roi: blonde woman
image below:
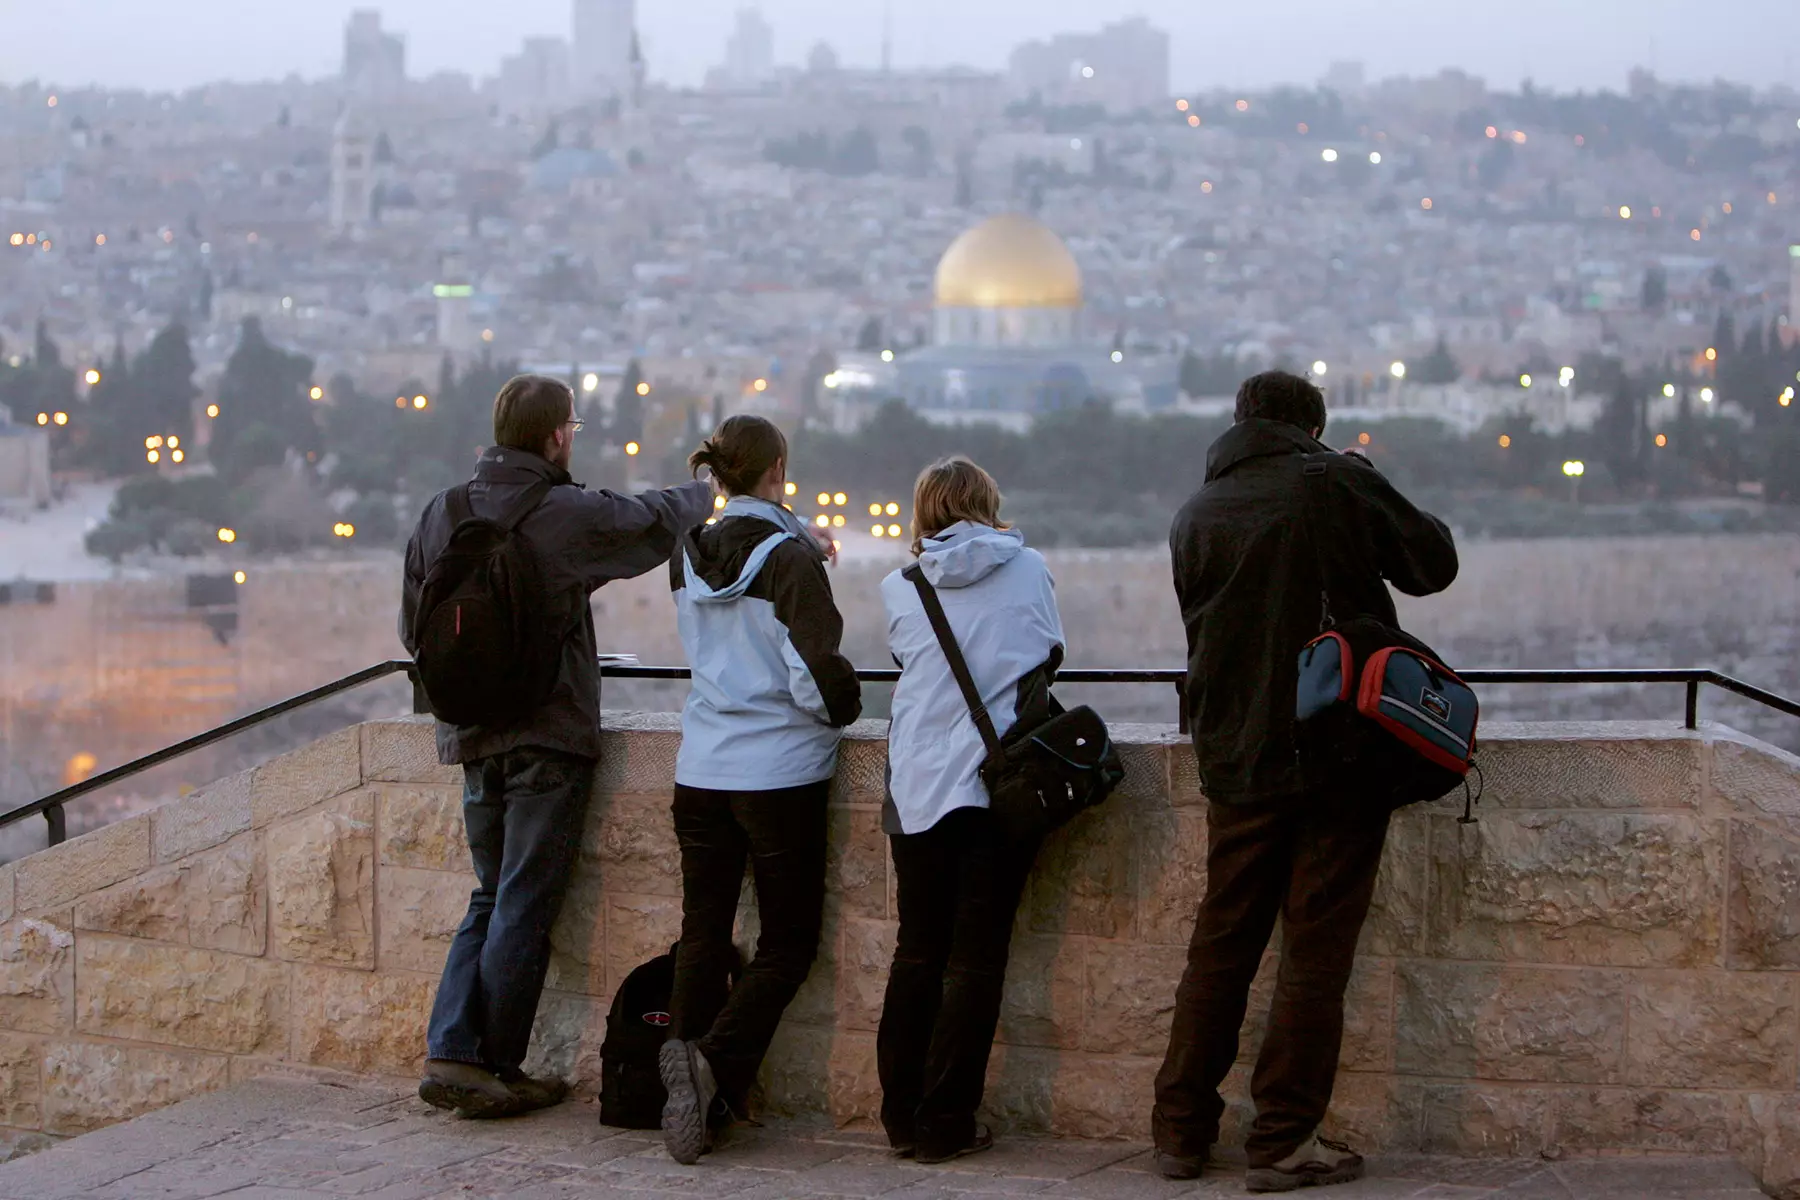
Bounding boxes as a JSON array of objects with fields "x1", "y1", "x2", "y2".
[{"x1": 876, "y1": 457, "x2": 1064, "y2": 1163}]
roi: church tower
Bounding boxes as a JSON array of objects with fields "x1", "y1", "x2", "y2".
[{"x1": 329, "y1": 108, "x2": 377, "y2": 233}]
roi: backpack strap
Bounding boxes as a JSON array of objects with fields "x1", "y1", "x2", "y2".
[
  {"x1": 444, "y1": 483, "x2": 476, "y2": 529},
  {"x1": 903, "y1": 563, "x2": 1005, "y2": 762},
  {"x1": 1297, "y1": 455, "x2": 1337, "y2": 633}
]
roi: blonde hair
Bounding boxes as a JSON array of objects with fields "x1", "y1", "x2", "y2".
[{"x1": 910, "y1": 457, "x2": 1009, "y2": 556}]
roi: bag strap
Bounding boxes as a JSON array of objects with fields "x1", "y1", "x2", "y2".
[
  {"x1": 1297, "y1": 455, "x2": 1337, "y2": 632},
  {"x1": 444, "y1": 483, "x2": 476, "y2": 528},
  {"x1": 903, "y1": 563, "x2": 1005, "y2": 761}
]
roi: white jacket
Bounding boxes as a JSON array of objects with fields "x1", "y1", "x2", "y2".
[{"x1": 881, "y1": 522, "x2": 1065, "y2": 835}]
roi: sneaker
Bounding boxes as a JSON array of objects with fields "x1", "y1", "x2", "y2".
[
  {"x1": 659, "y1": 1040, "x2": 718, "y2": 1165},
  {"x1": 1245, "y1": 1135, "x2": 1364, "y2": 1193},
  {"x1": 418, "y1": 1060, "x2": 524, "y2": 1120},
  {"x1": 916, "y1": 1124, "x2": 995, "y2": 1165},
  {"x1": 1155, "y1": 1150, "x2": 1207, "y2": 1180},
  {"x1": 493, "y1": 1067, "x2": 569, "y2": 1113}
]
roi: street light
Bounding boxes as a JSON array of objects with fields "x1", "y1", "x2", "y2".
[
  {"x1": 52, "y1": 412, "x2": 68, "y2": 426},
  {"x1": 636, "y1": 381, "x2": 651, "y2": 396},
  {"x1": 885, "y1": 502, "x2": 900, "y2": 517},
  {"x1": 1562, "y1": 461, "x2": 1586, "y2": 477},
  {"x1": 206, "y1": 404, "x2": 219, "y2": 419},
  {"x1": 309, "y1": 386, "x2": 324, "y2": 401},
  {"x1": 84, "y1": 369, "x2": 101, "y2": 385},
  {"x1": 1321, "y1": 148, "x2": 1339, "y2": 163},
  {"x1": 624, "y1": 442, "x2": 640, "y2": 456},
  {"x1": 1520, "y1": 374, "x2": 1533, "y2": 388},
  {"x1": 1312, "y1": 361, "x2": 1328, "y2": 376},
  {"x1": 412, "y1": 395, "x2": 428, "y2": 409},
  {"x1": 217, "y1": 528, "x2": 237, "y2": 544},
  {"x1": 582, "y1": 373, "x2": 600, "y2": 392},
  {"x1": 1700, "y1": 388, "x2": 1715, "y2": 403},
  {"x1": 1390, "y1": 362, "x2": 1406, "y2": 379}
]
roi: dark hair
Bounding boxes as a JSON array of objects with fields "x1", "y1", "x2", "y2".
[
  {"x1": 493, "y1": 374, "x2": 574, "y2": 452},
  {"x1": 688, "y1": 414, "x2": 788, "y2": 496},
  {"x1": 1234, "y1": 370, "x2": 1326, "y2": 434}
]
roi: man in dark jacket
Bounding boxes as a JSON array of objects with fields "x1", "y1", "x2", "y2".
[
  {"x1": 400, "y1": 374, "x2": 712, "y2": 1118},
  {"x1": 1155, "y1": 371, "x2": 1457, "y2": 1192}
]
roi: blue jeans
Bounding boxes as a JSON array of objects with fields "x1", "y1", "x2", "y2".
[{"x1": 426, "y1": 747, "x2": 594, "y2": 1072}]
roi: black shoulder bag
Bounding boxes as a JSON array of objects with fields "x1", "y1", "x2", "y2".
[{"x1": 904, "y1": 564, "x2": 1125, "y2": 842}]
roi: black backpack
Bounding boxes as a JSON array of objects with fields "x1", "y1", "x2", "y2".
[
  {"x1": 904, "y1": 564, "x2": 1126, "y2": 843},
  {"x1": 413, "y1": 479, "x2": 563, "y2": 728},
  {"x1": 599, "y1": 942, "x2": 742, "y2": 1129}
]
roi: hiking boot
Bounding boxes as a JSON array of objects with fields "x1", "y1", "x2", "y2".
[
  {"x1": 1245, "y1": 1134, "x2": 1364, "y2": 1193},
  {"x1": 659, "y1": 1040, "x2": 717, "y2": 1165},
  {"x1": 418, "y1": 1060, "x2": 523, "y2": 1120},
  {"x1": 494, "y1": 1067, "x2": 569, "y2": 1113},
  {"x1": 916, "y1": 1123, "x2": 995, "y2": 1165},
  {"x1": 1155, "y1": 1150, "x2": 1207, "y2": 1180}
]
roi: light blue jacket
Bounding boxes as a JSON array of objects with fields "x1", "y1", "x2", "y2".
[
  {"x1": 671, "y1": 496, "x2": 862, "y2": 791},
  {"x1": 882, "y1": 522, "x2": 1065, "y2": 834}
]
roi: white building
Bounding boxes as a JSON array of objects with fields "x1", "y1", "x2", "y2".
[
  {"x1": 343, "y1": 10, "x2": 405, "y2": 99},
  {"x1": 499, "y1": 38, "x2": 572, "y2": 117},
  {"x1": 721, "y1": 9, "x2": 775, "y2": 87},
  {"x1": 435, "y1": 253, "x2": 475, "y2": 354},
  {"x1": 329, "y1": 108, "x2": 378, "y2": 233},
  {"x1": 573, "y1": 0, "x2": 637, "y2": 103},
  {"x1": 1008, "y1": 18, "x2": 1170, "y2": 114}
]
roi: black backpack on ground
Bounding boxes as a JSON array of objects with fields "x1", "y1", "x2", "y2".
[
  {"x1": 413, "y1": 479, "x2": 562, "y2": 728},
  {"x1": 599, "y1": 941, "x2": 743, "y2": 1129},
  {"x1": 905, "y1": 564, "x2": 1126, "y2": 843}
]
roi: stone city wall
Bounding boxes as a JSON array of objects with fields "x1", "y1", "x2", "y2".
[{"x1": 4, "y1": 716, "x2": 1800, "y2": 1189}]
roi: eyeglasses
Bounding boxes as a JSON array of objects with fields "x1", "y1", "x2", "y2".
[{"x1": 564, "y1": 418, "x2": 586, "y2": 432}]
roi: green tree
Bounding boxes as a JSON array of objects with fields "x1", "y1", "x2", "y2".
[
  {"x1": 611, "y1": 360, "x2": 645, "y2": 445},
  {"x1": 1414, "y1": 336, "x2": 1462, "y2": 385},
  {"x1": 1641, "y1": 265, "x2": 1668, "y2": 311},
  {"x1": 211, "y1": 318, "x2": 318, "y2": 479},
  {"x1": 134, "y1": 323, "x2": 198, "y2": 448}
]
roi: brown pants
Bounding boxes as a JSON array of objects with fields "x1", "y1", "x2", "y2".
[{"x1": 1152, "y1": 796, "x2": 1390, "y2": 1167}]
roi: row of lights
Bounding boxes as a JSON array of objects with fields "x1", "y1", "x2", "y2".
[
  {"x1": 395, "y1": 394, "x2": 429, "y2": 410},
  {"x1": 145, "y1": 434, "x2": 183, "y2": 464},
  {"x1": 34, "y1": 412, "x2": 69, "y2": 427}
]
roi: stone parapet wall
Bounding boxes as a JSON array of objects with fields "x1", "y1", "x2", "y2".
[{"x1": 4, "y1": 716, "x2": 1800, "y2": 1188}]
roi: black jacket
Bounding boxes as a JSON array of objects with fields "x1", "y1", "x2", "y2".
[
  {"x1": 400, "y1": 447, "x2": 714, "y2": 764},
  {"x1": 1170, "y1": 419, "x2": 1459, "y2": 802}
]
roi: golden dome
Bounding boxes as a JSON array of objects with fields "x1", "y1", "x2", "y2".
[{"x1": 934, "y1": 214, "x2": 1082, "y2": 310}]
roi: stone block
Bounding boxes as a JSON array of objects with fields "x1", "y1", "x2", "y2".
[
  {"x1": 1135, "y1": 806, "x2": 1205, "y2": 946},
  {"x1": 827, "y1": 1029, "x2": 882, "y2": 1126},
  {"x1": 604, "y1": 893, "x2": 682, "y2": 1001},
  {"x1": 152, "y1": 769, "x2": 252, "y2": 863},
  {"x1": 375, "y1": 784, "x2": 469, "y2": 872},
  {"x1": 826, "y1": 805, "x2": 888, "y2": 918},
  {"x1": 1475, "y1": 733, "x2": 1702, "y2": 810},
  {"x1": 0, "y1": 916, "x2": 74, "y2": 1035},
  {"x1": 1395, "y1": 962, "x2": 1627, "y2": 1084},
  {"x1": 757, "y1": 1022, "x2": 832, "y2": 1119},
  {"x1": 1362, "y1": 805, "x2": 1429, "y2": 957},
  {"x1": 290, "y1": 966, "x2": 435, "y2": 1075},
  {"x1": 1046, "y1": 1053, "x2": 1157, "y2": 1139},
  {"x1": 523, "y1": 990, "x2": 605, "y2": 1090},
  {"x1": 830, "y1": 728, "x2": 890, "y2": 805},
  {"x1": 1729, "y1": 819, "x2": 1800, "y2": 969},
  {"x1": 0, "y1": 863, "x2": 13, "y2": 925},
  {"x1": 183, "y1": 834, "x2": 266, "y2": 956},
  {"x1": 996, "y1": 933, "x2": 1085, "y2": 1051},
  {"x1": 1323, "y1": 1073, "x2": 1422, "y2": 1152},
  {"x1": 41, "y1": 1040, "x2": 230, "y2": 1135},
  {"x1": 1427, "y1": 811, "x2": 1721, "y2": 967},
  {"x1": 0, "y1": 1032, "x2": 41, "y2": 1128},
  {"x1": 1712, "y1": 735, "x2": 1800, "y2": 823},
  {"x1": 1749, "y1": 1093, "x2": 1800, "y2": 1199},
  {"x1": 1023, "y1": 801, "x2": 1138, "y2": 939},
  {"x1": 269, "y1": 791, "x2": 375, "y2": 969},
  {"x1": 1169, "y1": 741, "x2": 1208, "y2": 807},
  {"x1": 377, "y1": 867, "x2": 470, "y2": 975},
  {"x1": 595, "y1": 725, "x2": 680, "y2": 796},
  {"x1": 1552, "y1": 1086, "x2": 1750, "y2": 1157},
  {"x1": 1418, "y1": 1083, "x2": 1552, "y2": 1157},
  {"x1": 14, "y1": 817, "x2": 150, "y2": 915},
  {"x1": 836, "y1": 917, "x2": 896, "y2": 1033},
  {"x1": 251, "y1": 726, "x2": 363, "y2": 827},
  {"x1": 587, "y1": 793, "x2": 680, "y2": 898},
  {"x1": 73, "y1": 863, "x2": 187, "y2": 944},
  {"x1": 1626, "y1": 972, "x2": 1798, "y2": 1088},
  {"x1": 361, "y1": 718, "x2": 460, "y2": 786},
  {"x1": 546, "y1": 870, "x2": 606, "y2": 995},
  {"x1": 74, "y1": 935, "x2": 285, "y2": 1055},
  {"x1": 1081, "y1": 940, "x2": 1176, "y2": 1056}
]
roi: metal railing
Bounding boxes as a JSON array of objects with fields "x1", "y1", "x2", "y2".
[{"x1": 3, "y1": 661, "x2": 1798, "y2": 847}]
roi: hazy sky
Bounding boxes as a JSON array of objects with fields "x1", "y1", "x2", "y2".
[{"x1": 0, "y1": 0, "x2": 1792, "y2": 94}]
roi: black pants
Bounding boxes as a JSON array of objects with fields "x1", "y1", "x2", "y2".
[
  {"x1": 878, "y1": 806, "x2": 1039, "y2": 1158},
  {"x1": 427, "y1": 748, "x2": 594, "y2": 1073},
  {"x1": 1152, "y1": 796, "x2": 1391, "y2": 1167},
  {"x1": 667, "y1": 780, "x2": 830, "y2": 1114}
]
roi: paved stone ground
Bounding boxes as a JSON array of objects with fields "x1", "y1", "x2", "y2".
[{"x1": 0, "y1": 1080, "x2": 1770, "y2": 1200}]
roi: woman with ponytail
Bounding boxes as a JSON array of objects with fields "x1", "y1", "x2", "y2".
[{"x1": 656, "y1": 415, "x2": 861, "y2": 1164}]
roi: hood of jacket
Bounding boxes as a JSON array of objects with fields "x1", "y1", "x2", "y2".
[
  {"x1": 680, "y1": 495, "x2": 820, "y2": 604},
  {"x1": 917, "y1": 521, "x2": 1026, "y2": 589},
  {"x1": 1204, "y1": 419, "x2": 1325, "y2": 484}
]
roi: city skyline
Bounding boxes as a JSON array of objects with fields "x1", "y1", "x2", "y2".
[{"x1": 0, "y1": 0, "x2": 1792, "y2": 96}]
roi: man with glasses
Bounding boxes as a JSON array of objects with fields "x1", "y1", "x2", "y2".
[{"x1": 401, "y1": 374, "x2": 713, "y2": 1118}]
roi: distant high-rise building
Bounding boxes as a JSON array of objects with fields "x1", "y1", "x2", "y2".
[
  {"x1": 499, "y1": 38, "x2": 573, "y2": 116},
  {"x1": 573, "y1": 0, "x2": 637, "y2": 103},
  {"x1": 330, "y1": 108, "x2": 378, "y2": 233},
  {"x1": 1009, "y1": 18, "x2": 1169, "y2": 114},
  {"x1": 722, "y1": 8, "x2": 775, "y2": 87},
  {"x1": 1323, "y1": 61, "x2": 1367, "y2": 95},
  {"x1": 343, "y1": 10, "x2": 406, "y2": 99}
]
